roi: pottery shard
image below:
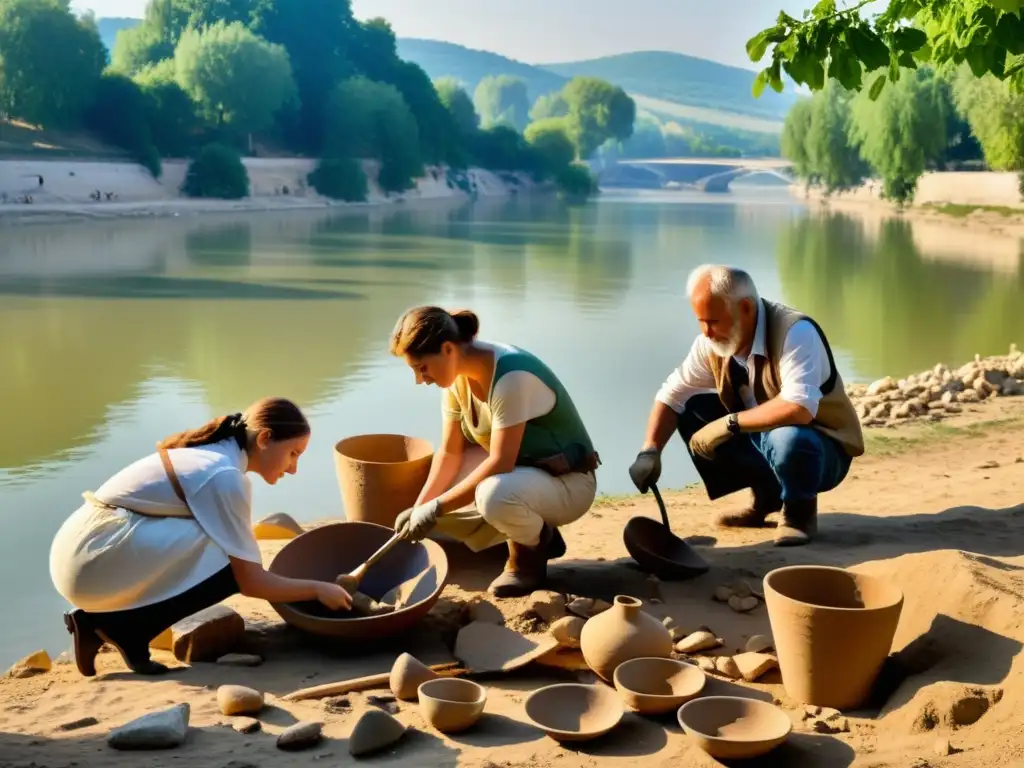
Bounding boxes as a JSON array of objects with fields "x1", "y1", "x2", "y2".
[
  {"x1": 695, "y1": 656, "x2": 716, "y2": 672},
  {"x1": 348, "y1": 709, "x2": 407, "y2": 757},
  {"x1": 232, "y1": 718, "x2": 261, "y2": 734},
  {"x1": 549, "y1": 616, "x2": 586, "y2": 649},
  {"x1": 466, "y1": 598, "x2": 505, "y2": 625},
  {"x1": 527, "y1": 590, "x2": 567, "y2": 624},
  {"x1": 5, "y1": 649, "x2": 52, "y2": 679},
  {"x1": 171, "y1": 605, "x2": 246, "y2": 663},
  {"x1": 714, "y1": 656, "x2": 741, "y2": 679},
  {"x1": 277, "y1": 721, "x2": 323, "y2": 751},
  {"x1": 252, "y1": 512, "x2": 305, "y2": 540},
  {"x1": 728, "y1": 595, "x2": 759, "y2": 613},
  {"x1": 217, "y1": 653, "x2": 263, "y2": 667},
  {"x1": 217, "y1": 685, "x2": 264, "y2": 716},
  {"x1": 733, "y1": 652, "x2": 779, "y2": 682},
  {"x1": 389, "y1": 653, "x2": 439, "y2": 700},
  {"x1": 675, "y1": 631, "x2": 722, "y2": 654},
  {"x1": 108, "y1": 703, "x2": 190, "y2": 750},
  {"x1": 566, "y1": 597, "x2": 594, "y2": 618},
  {"x1": 745, "y1": 634, "x2": 774, "y2": 653}
]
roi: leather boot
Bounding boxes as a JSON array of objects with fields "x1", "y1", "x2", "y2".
[
  {"x1": 774, "y1": 497, "x2": 818, "y2": 547},
  {"x1": 716, "y1": 488, "x2": 783, "y2": 528},
  {"x1": 64, "y1": 610, "x2": 104, "y2": 678},
  {"x1": 488, "y1": 523, "x2": 558, "y2": 598}
]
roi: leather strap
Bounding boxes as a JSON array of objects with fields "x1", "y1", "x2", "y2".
[{"x1": 158, "y1": 446, "x2": 191, "y2": 511}]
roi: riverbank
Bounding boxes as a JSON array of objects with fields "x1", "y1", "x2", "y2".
[
  {"x1": 2, "y1": 351, "x2": 1023, "y2": 767},
  {"x1": 0, "y1": 157, "x2": 547, "y2": 226}
]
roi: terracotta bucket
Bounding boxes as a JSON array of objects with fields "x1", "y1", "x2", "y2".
[
  {"x1": 763, "y1": 565, "x2": 904, "y2": 710},
  {"x1": 334, "y1": 434, "x2": 434, "y2": 527}
]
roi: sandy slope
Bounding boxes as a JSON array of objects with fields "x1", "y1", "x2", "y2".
[{"x1": 2, "y1": 397, "x2": 1023, "y2": 768}]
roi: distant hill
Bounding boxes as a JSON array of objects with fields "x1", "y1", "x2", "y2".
[{"x1": 96, "y1": 17, "x2": 140, "y2": 53}]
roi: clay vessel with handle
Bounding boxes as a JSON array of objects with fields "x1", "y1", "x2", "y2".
[
  {"x1": 578, "y1": 595, "x2": 673, "y2": 681},
  {"x1": 334, "y1": 434, "x2": 433, "y2": 527},
  {"x1": 763, "y1": 564, "x2": 904, "y2": 710},
  {"x1": 334, "y1": 531, "x2": 402, "y2": 594}
]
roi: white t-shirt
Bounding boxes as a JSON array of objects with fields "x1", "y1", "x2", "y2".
[{"x1": 49, "y1": 438, "x2": 263, "y2": 612}]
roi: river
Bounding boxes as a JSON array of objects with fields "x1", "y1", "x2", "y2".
[{"x1": 2, "y1": 186, "x2": 1021, "y2": 669}]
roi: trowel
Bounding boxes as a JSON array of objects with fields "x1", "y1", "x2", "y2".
[{"x1": 334, "y1": 530, "x2": 403, "y2": 595}]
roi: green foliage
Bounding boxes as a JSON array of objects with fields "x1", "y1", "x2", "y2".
[
  {"x1": 848, "y1": 67, "x2": 950, "y2": 204},
  {"x1": 524, "y1": 117, "x2": 577, "y2": 172},
  {"x1": 747, "y1": 0, "x2": 1024, "y2": 99},
  {"x1": 474, "y1": 75, "x2": 531, "y2": 131},
  {"x1": 308, "y1": 157, "x2": 368, "y2": 202},
  {"x1": 530, "y1": 92, "x2": 568, "y2": 121},
  {"x1": 802, "y1": 79, "x2": 869, "y2": 193},
  {"x1": 182, "y1": 141, "x2": 249, "y2": 198},
  {"x1": 555, "y1": 162, "x2": 599, "y2": 202},
  {"x1": 0, "y1": 0, "x2": 107, "y2": 128},
  {"x1": 434, "y1": 77, "x2": 479, "y2": 136},
  {"x1": 173, "y1": 20, "x2": 297, "y2": 139},
  {"x1": 83, "y1": 73, "x2": 163, "y2": 177},
  {"x1": 559, "y1": 76, "x2": 637, "y2": 159},
  {"x1": 781, "y1": 98, "x2": 815, "y2": 178},
  {"x1": 951, "y1": 65, "x2": 1024, "y2": 170},
  {"x1": 470, "y1": 125, "x2": 537, "y2": 172}
]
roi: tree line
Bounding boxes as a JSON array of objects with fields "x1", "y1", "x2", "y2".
[{"x1": 0, "y1": 0, "x2": 638, "y2": 202}]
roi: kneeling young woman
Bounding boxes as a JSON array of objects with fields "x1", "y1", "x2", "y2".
[
  {"x1": 389, "y1": 306, "x2": 600, "y2": 597},
  {"x1": 49, "y1": 397, "x2": 351, "y2": 677}
]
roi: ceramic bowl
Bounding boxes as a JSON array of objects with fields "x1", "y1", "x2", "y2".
[
  {"x1": 523, "y1": 683, "x2": 624, "y2": 742},
  {"x1": 613, "y1": 657, "x2": 707, "y2": 715},
  {"x1": 417, "y1": 678, "x2": 487, "y2": 733},
  {"x1": 677, "y1": 695, "x2": 791, "y2": 760}
]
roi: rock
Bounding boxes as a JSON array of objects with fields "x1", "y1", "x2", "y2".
[
  {"x1": 869, "y1": 403, "x2": 890, "y2": 419},
  {"x1": 232, "y1": 718, "x2": 261, "y2": 734},
  {"x1": 150, "y1": 628, "x2": 173, "y2": 651},
  {"x1": 277, "y1": 721, "x2": 323, "y2": 751},
  {"x1": 348, "y1": 710, "x2": 406, "y2": 757},
  {"x1": 217, "y1": 685, "x2": 264, "y2": 716},
  {"x1": 695, "y1": 656, "x2": 717, "y2": 672},
  {"x1": 217, "y1": 653, "x2": 263, "y2": 667},
  {"x1": 945, "y1": 403, "x2": 963, "y2": 413},
  {"x1": 729, "y1": 580, "x2": 754, "y2": 599},
  {"x1": 804, "y1": 705, "x2": 822, "y2": 719},
  {"x1": 590, "y1": 599, "x2": 613, "y2": 615},
  {"x1": 819, "y1": 707, "x2": 842, "y2": 721},
  {"x1": 527, "y1": 590, "x2": 566, "y2": 625},
  {"x1": 351, "y1": 592, "x2": 394, "y2": 616},
  {"x1": 252, "y1": 512, "x2": 305, "y2": 540},
  {"x1": 745, "y1": 634, "x2": 774, "y2": 653},
  {"x1": 108, "y1": 703, "x2": 190, "y2": 750},
  {"x1": 959, "y1": 389, "x2": 981, "y2": 403},
  {"x1": 728, "y1": 595, "x2": 759, "y2": 613},
  {"x1": 465, "y1": 598, "x2": 504, "y2": 626},
  {"x1": 566, "y1": 597, "x2": 594, "y2": 618},
  {"x1": 674, "y1": 631, "x2": 722, "y2": 654},
  {"x1": 867, "y1": 376, "x2": 895, "y2": 396},
  {"x1": 325, "y1": 696, "x2": 351, "y2": 714},
  {"x1": 714, "y1": 656, "x2": 741, "y2": 679},
  {"x1": 172, "y1": 605, "x2": 246, "y2": 663},
  {"x1": 713, "y1": 585, "x2": 734, "y2": 602},
  {"x1": 669, "y1": 626, "x2": 687, "y2": 642},
  {"x1": 733, "y1": 652, "x2": 778, "y2": 682},
  {"x1": 812, "y1": 717, "x2": 850, "y2": 734},
  {"x1": 57, "y1": 716, "x2": 99, "y2": 732},
  {"x1": 934, "y1": 738, "x2": 953, "y2": 756},
  {"x1": 549, "y1": 616, "x2": 586, "y2": 649},
  {"x1": 893, "y1": 402, "x2": 912, "y2": 419},
  {"x1": 5, "y1": 649, "x2": 52, "y2": 679},
  {"x1": 976, "y1": 460, "x2": 999, "y2": 470}
]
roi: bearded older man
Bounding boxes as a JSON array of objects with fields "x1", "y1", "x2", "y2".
[{"x1": 628, "y1": 264, "x2": 864, "y2": 546}]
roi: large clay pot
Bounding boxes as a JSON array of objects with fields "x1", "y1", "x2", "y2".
[
  {"x1": 334, "y1": 434, "x2": 433, "y2": 527},
  {"x1": 763, "y1": 565, "x2": 904, "y2": 710},
  {"x1": 579, "y1": 595, "x2": 673, "y2": 681}
]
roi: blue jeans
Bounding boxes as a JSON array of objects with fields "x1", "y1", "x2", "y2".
[{"x1": 677, "y1": 394, "x2": 852, "y2": 505}]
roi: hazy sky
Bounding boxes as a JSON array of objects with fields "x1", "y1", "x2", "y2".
[{"x1": 70, "y1": 0, "x2": 811, "y2": 70}]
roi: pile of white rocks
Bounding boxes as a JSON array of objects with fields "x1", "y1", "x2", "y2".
[{"x1": 846, "y1": 344, "x2": 1023, "y2": 428}]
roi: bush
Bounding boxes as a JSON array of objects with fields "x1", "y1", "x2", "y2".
[
  {"x1": 556, "y1": 163, "x2": 599, "y2": 203},
  {"x1": 524, "y1": 118, "x2": 576, "y2": 176},
  {"x1": 471, "y1": 125, "x2": 539, "y2": 173},
  {"x1": 84, "y1": 73, "x2": 162, "y2": 178},
  {"x1": 308, "y1": 158, "x2": 368, "y2": 202},
  {"x1": 182, "y1": 143, "x2": 249, "y2": 199}
]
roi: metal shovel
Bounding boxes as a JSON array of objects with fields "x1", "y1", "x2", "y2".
[{"x1": 623, "y1": 481, "x2": 709, "y2": 579}]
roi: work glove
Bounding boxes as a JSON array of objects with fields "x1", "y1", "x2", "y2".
[
  {"x1": 394, "y1": 498, "x2": 442, "y2": 541},
  {"x1": 628, "y1": 448, "x2": 662, "y2": 493},
  {"x1": 688, "y1": 416, "x2": 734, "y2": 460}
]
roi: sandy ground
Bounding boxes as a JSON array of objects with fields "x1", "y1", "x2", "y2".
[{"x1": 2, "y1": 387, "x2": 1024, "y2": 766}]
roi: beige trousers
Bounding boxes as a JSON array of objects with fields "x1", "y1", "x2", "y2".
[{"x1": 433, "y1": 446, "x2": 597, "y2": 552}]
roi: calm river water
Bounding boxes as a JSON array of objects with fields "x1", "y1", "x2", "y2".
[{"x1": 2, "y1": 187, "x2": 1022, "y2": 667}]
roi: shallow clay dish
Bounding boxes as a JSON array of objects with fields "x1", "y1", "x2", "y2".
[
  {"x1": 524, "y1": 683, "x2": 624, "y2": 742},
  {"x1": 677, "y1": 696, "x2": 791, "y2": 760},
  {"x1": 268, "y1": 521, "x2": 448, "y2": 640},
  {"x1": 613, "y1": 657, "x2": 707, "y2": 715},
  {"x1": 417, "y1": 678, "x2": 487, "y2": 733}
]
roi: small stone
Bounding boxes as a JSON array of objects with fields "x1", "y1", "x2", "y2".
[
  {"x1": 527, "y1": 590, "x2": 566, "y2": 624},
  {"x1": 57, "y1": 716, "x2": 99, "y2": 732},
  {"x1": 733, "y1": 652, "x2": 778, "y2": 682},
  {"x1": 466, "y1": 598, "x2": 504, "y2": 625},
  {"x1": 217, "y1": 653, "x2": 263, "y2": 667},
  {"x1": 277, "y1": 721, "x2": 323, "y2": 751},
  {"x1": 695, "y1": 656, "x2": 716, "y2": 672},
  {"x1": 324, "y1": 696, "x2": 351, "y2": 714},
  {"x1": 713, "y1": 585, "x2": 734, "y2": 602},
  {"x1": 669, "y1": 626, "x2": 687, "y2": 642},
  {"x1": 745, "y1": 634, "x2": 774, "y2": 653},
  {"x1": 714, "y1": 656, "x2": 741, "y2": 679},
  {"x1": 172, "y1": 605, "x2": 246, "y2": 663},
  {"x1": 867, "y1": 376, "x2": 894, "y2": 395},
  {"x1": 549, "y1": 616, "x2": 586, "y2": 649},
  {"x1": 217, "y1": 685, "x2": 264, "y2": 716},
  {"x1": 590, "y1": 599, "x2": 613, "y2": 615},
  {"x1": 252, "y1": 512, "x2": 305, "y2": 540},
  {"x1": 674, "y1": 630, "x2": 722, "y2": 654},
  {"x1": 108, "y1": 703, "x2": 190, "y2": 750},
  {"x1": 976, "y1": 460, "x2": 999, "y2": 470},
  {"x1": 934, "y1": 738, "x2": 953, "y2": 756},
  {"x1": 232, "y1": 718, "x2": 261, "y2": 734},
  {"x1": 566, "y1": 597, "x2": 594, "y2": 618},
  {"x1": 728, "y1": 595, "x2": 759, "y2": 613},
  {"x1": 945, "y1": 403, "x2": 963, "y2": 413},
  {"x1": 5, "y1": 650, "x2": 51, "y2": 679},
  {"x1": 348, "y1": 710, "x2": 406, "y2": 757}
]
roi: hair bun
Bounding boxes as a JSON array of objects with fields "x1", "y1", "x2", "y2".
[{"x1": 449, "y1": 309, "x2": 479, "y2": 342}]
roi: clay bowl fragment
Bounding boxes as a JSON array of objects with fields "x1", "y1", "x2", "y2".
[
  {"x1": 623, "y1": 516, "x2": 709, "y2": 580},
  {"x1": 524, "y1": 683, "x2": 624, "y2": 742},
  {"x1": 390, "y1": 653, "x2": 440, "y2": 701},
  {"x1": 613, "y1": 657, "x2": 707, "y2": 715},
  {"x1": 268, "y1": 521, "x2": 448, "y2": 640},
  {"x1": 417, "y1": 678, "x2": 487, "y2": 734},
  {"x1": 677, "y1": 696, "x2": 791, "y2": 760}
]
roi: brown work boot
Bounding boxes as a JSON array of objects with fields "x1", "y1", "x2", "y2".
[
  {"x1": 774, "y1": 497, "x2": 818, "y2": 547},
  {"x1": 488, "y1": 523, "x2": 557, "y2": 598},
  {"x1": 64, "y1": 610, "x2": 104, "y2": 678},
  {"x1": 716, "y1": 489, "x2": 783, "y2": 528}
]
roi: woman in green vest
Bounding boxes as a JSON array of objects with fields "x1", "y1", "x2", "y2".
[{"x1": 388, "y1": 305, "x2": 600, "y2": 597}]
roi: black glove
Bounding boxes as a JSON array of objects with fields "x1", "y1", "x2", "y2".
[{"x1": 628, "y1": 448, "x2": 662, "y2": 493}]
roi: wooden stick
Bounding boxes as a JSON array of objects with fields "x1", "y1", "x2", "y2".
[{"x1": 282, "y1": 662, "x2": 465, "y2": 702}]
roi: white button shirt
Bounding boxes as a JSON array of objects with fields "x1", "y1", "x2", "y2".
[{"x1": 655, "y1": 300, "x2": 833, "y2": 418}]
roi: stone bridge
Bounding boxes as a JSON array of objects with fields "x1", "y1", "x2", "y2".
[{"x1": 595, "y1": 157, "x2": 794, "y2": 193}]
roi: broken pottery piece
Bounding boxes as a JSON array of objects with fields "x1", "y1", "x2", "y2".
[
  {"x1": 527, "y1": 590, "x2": 567, "y2": 624},
  {"x1": 728, "y1": 595, "x2": 759, "y2": 613},
  {"x1": 351, "y1": 591, "x2": 395, "y2": 616},
  {"x1": 524, "y1": 683, "x2": 624, "y2": 742},
  {"x1": 389, "y1": 653, "x2": 440, "y2": 701},
  {"x1": 277, "y1": 721, "x2": 322, "y2": 751},
  {"x1": 674, "y1": 631, "x2": 721, "y2": 654},
  {"x1": 714, "y1": 657, "x2": 741, "y2": 679},
  {"x1": 252, "y1": 512, "x2": 305, "y2": 540},
  {"x1": 381, "y1": 565, "x2": 437, "y2": 609},
  {"x1": 733, "y1": 652, "x2": 779, "y2": 682},
  {"x1": 678, "y1": 696, "x2": 791, "y2": 760},
  {"x1": 745, "y1": 634, "x2": 774, "y2": 654},
  {"x1": 579, "y1": 596, "x2": 673, "y2": 681},
  {"x1": 566, "y1": 597, "x2": 595, "y2": 618},
  {"x1": 549, "y1": 616, "x2": 586, "y2": 649},
  {"x1": 217, "y1": 685, "x2": 264, "y2": 716},
  {"x1": 417, "y1": 678, "x2": 487, "y2": 733},
  {"x1": 454, "y1": 621, "x2": 558, "y2": 673},
  {"x1": 695, "y1": 657, "x2": 717, "y2": 673},
  {"x1": 465, "y1": 598, "x2": 504, "y2": 625},
  {"x1": 613, "y1": 657, "x2": 707, "y2": 715},
  {"x1": 232, "y1": 718, "x2": 261, "y2": 734},
  {"x1": 5, "y1": 650, "x2": 52, "y2": 679},
  {"x1": 348, "y1": 709, "x2": 407, "y2": 756}
]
